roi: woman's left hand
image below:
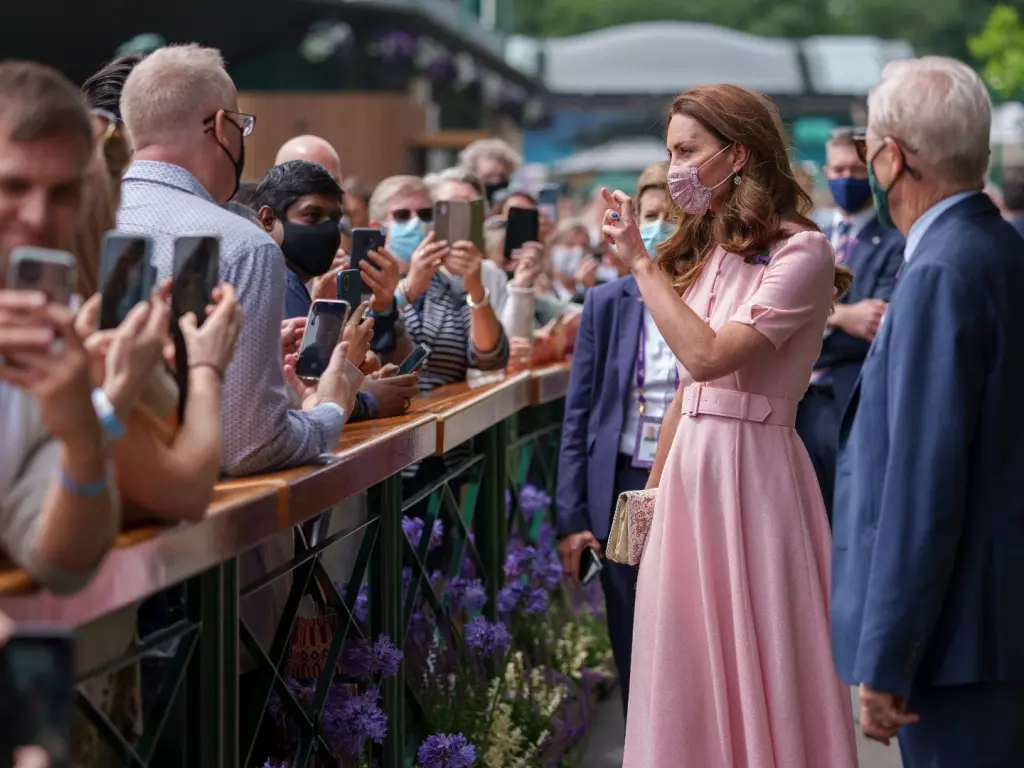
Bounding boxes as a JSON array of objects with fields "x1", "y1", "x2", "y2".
[
  {"x1": 600, "y1": 187, "x2": 647, "y2": 272},
  {"x1": 445, "y1": 240, "x2": 485, "y2": 296}
]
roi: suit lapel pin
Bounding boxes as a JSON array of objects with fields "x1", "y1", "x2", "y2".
[{"x1": 871, "y1": 236, "x2": 881, "y2": 245}]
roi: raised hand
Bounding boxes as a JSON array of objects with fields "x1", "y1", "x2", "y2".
[
  {"x1": 445, "y1": 240, "x2": 485, "y2": 296},
  {"x1": 280, "y1": 316, "x2": 307, "y2": 363},
  {"x1": 180, "y1": 283, "x2": 242, "y2": 379},
  {"x1": 341, "y1": 301, "x2": 375, "y2": 368},
  {"x1": 361, "y1": 248, "x2": 402, "y2": 313},
  {"x1": 406, "y1": 231, "x2": 449, "y2": 300},
  {"x1": 600, "y1": 187, "x2": 647, "y2": 272}
]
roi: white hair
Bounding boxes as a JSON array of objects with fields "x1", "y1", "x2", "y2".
[
  {"x1": 425, "y1": 167, "x2": 485, "y2": 199},
  {"x1": 121, "y1": 44, "x2": 236, "y2": 149},
  {"x1": 458, "y1": 138, "x2": 522, "y2": 174},
  {"x1": 868, "y1": 56, "x2": 991, "y2": 185},
  {"x1": 368, "y1": 175, "x2": 429, "y2": 221}
]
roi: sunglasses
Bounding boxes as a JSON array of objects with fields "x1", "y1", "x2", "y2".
[
  {"x1": 390, "y1": 207, "x2": 433, "y2": 223},
  {"x1": 852, "y1": 133, "x2": 923, "y2": 181},
  {"x1": 202, "y1": 109, "x2": 256, "y2": 137},
  {"x1": 92, "y1": 108, "x2": 132, "y2": 179}
]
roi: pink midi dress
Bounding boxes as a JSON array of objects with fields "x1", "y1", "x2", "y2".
[{"x1": 623, "y1": 229, "x2": 857, "y2": 768}]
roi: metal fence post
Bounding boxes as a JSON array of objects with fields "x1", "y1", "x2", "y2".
[
  {"x1": 369, "y1": 476, "x2": 405, "y2": 768},
  {"x1": 475, "y1": 418, "x2": 508, "y2": 622}
]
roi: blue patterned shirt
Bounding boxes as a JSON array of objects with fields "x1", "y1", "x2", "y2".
[{"x1": 117, "y1": 161, "x2": 346, "y2": 477}]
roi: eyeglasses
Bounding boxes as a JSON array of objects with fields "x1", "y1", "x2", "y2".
[
  {"x1": 202, "y1": 109, "x2": 256, "y2": 137},
  {"x1": 390, "y1": 207, "x2": 433, "y2": 223},
  {"x1": 92, "y1": 108, "x2": 132, "y2": 179},
  {"x1": 852, "y1": 133, "x2": 923, "y2": 181}
]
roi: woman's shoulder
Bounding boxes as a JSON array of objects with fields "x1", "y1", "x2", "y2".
[{"x1": 767, "y1": 222, "x2": 834, "y2": 267}]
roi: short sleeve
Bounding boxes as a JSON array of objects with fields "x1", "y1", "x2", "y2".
[{"x1": 730, "y1": 230, "x2": 836, "y2": 349}]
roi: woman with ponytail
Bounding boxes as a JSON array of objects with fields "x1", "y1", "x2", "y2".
[{"x1": 602, "y1": 84, "x2": 857, "y2": 767}]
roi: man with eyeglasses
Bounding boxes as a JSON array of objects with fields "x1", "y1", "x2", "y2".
[
  {"x1": 795, "y1": 127, "x2": 903, "y2": 524},
  {"x1": 833, "y1": 56, "x2": 1024, "y2": 767},
  {"x1": 116, "y1": 45, "x2": 360, "y2": 699}
]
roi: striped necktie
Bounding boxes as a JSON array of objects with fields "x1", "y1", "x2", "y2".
[{"x1": 834, "y1": 219, "x2": 852, "y2": 263}]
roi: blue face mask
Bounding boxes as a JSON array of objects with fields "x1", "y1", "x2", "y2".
[
  {"x1": 639, "y1": 219, "x2": 674, "y2": 257},
  {"x1": 827, "y1": 176, "x2": 873, "y2": 215},
  {"x1": 386, "y1": 218, "x2": 427, "y2": 263}
]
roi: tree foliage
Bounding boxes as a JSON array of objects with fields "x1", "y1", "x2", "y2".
[
  {"x1": 512, "y1": 0, "x2": 1022, "y2": 62},
  {"x1": 969, "y1": 4, "x2": 1024, "y2": 98}
]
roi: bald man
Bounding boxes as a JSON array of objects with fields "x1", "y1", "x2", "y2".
[{"x1": 275, "y1": 135, "x2": 342, "y2": 181}]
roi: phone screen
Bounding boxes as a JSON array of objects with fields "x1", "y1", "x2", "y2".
[
  {"x1": 503, "y1": 207, "x2": 540, "y2": 259},
  {"x1": 578, "y1": 547, "x2": 603, "y2": 585},
  {"x1": 337, "y1": 269, "x2": 366, "y2": 308},
  {"x1": 397, "y1": 344, "x2": 431, "y2": 376},
  {"x1": 171, "y1": 236, "x2": 220, "y2": 325},
  {"x1": 0, "y1": 629, "x2": 75, "y2": 765},
  {"x1": 349, "y1": 228, "x2": 386, "y2": 274},
  {"x1": 296, "y1": 300, "x2": 350, "y2": 379},
  {"x1": 537, "y1": 185, "x2": 559, "y2": 224},
  {"x1": 434, "y1": 199, "x2": 485, "y2": 252},
  {"x1": 99, "y1": 234, "x2": 154, "y2": 330},
  {"x1": 7, "y1": 248, "x2": 76, "y2": 306}
]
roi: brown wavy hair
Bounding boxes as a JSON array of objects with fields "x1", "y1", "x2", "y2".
[{"x1": 656, "y1": 85, "x2": 852, "y2": 299}]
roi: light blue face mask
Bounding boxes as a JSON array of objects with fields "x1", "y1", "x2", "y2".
[
  {"x1": 639, "y1": 218, "x2": 674, "y2": 257},
  {"x1": 386, "y1": 218, "x2": 427, "y2": 263}
]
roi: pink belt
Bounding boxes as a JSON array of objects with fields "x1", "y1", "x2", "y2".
[{"x1": 681, "y1": 384, "x2": 798, "y2": 428}]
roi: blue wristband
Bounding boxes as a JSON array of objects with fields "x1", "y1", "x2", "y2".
[
  {"x1": 394, "y1": 287, "x2": 408, "y2": 309},
  {"x1": 91, "y1": 388, "x2": 126, "y2": 441},
  {"x1": 59, "y1": 468, "x2": 108, "y2": 498}
]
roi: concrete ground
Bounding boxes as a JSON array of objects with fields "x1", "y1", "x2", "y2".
[{"x1": 582, "y1": 687, "x2": 903, "y2": 767}]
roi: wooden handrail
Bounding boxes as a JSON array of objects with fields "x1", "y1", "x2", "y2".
[{"x1": 0, "y1": 366, "x2": 571, "y2": 612}]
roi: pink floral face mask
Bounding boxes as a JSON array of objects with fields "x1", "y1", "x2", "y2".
[{"x1": 667, "y1": 143, "x2": 735, "y2": 216}]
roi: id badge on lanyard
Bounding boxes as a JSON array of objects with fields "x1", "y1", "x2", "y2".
[{"x1": 631, "y1": 322, "x2": 680, "y2": 469}]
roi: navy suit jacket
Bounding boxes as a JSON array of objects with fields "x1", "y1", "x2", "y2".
[
  {"x1": 832, "y1": 193, "x2": 1024, "y2": 696},
  {"x1": 556, "y1": 276, "x2": 645, "y2": 540},
  {"x1": 817, "y1": 218, "x2": 904, "y2": 408},
  {"x1": 1009, "y1": 215, "x2": 1024, "y2": 238}
]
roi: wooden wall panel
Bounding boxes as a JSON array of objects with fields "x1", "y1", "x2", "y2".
[{"x1": 236, "y1": 92, "x2": 428, "y2": 185}]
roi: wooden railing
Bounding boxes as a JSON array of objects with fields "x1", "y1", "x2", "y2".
[{"x1": 0, "y1": 363, "x2": 573, "y2": 768}]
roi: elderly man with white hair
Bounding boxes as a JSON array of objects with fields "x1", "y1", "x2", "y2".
[{"x1": 832, "y1": 56, "x2": 1024, "y2": 766}]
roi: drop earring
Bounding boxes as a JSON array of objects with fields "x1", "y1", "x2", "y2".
[{"x1": 733, "y1": 174, "x2": 741, "y2": 185}]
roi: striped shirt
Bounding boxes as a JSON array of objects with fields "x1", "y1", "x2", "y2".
[{"x1": 402, "y1": 272, "x2": 510, "y2": 475}]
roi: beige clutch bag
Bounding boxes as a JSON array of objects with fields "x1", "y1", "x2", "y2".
[{"x1": 607, "y1": 489, "x2": 657, "y2": 566}]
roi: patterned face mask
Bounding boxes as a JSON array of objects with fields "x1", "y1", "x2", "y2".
[{"x1": 667, "y1": 143, "x2": 734, "y2": 216}]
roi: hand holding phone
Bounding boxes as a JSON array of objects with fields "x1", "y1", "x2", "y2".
[
  {"x1": 578, "y1": 546, "x2": 604, "y2": 586},
  {"x1": 99, "y1": 232, "x2": 156, "y2": 330},
  {"x1": 397, "y1": 343, "x2": 431, "y2": 375},
  {"x1": 6, "y1": 247, "x2": 76, "y2": 306},
  {"x1": 503, "y1": 207, "x2": 540, "y2": 261},
  {"x1": 295, "y1": 299, "x2": 351, "y2": 380},
  {"x1": 171, "y1": 236, "x2": 220, "y2": 325},
  {"x1": 349, "y1": 228, "x2": 386, "y2": 274}
]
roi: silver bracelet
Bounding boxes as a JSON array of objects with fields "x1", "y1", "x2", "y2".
[{"x1": 466, "y1": 287, "x2": 491, "y2": 309}]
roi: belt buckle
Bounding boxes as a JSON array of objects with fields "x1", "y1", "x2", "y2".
[{"x1": 686, "y1": 384, "x2": 703, "y2": 417}]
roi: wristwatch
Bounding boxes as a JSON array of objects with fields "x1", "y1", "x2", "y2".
[{"x1": 466, "y1": 287, "x2": 491, "y2": 310}]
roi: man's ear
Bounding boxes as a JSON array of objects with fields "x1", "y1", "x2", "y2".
[{"x1": 257, "y1": 205, "x2": 276, "y2": 234}]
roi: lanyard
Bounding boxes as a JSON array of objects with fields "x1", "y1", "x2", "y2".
[{"x1": 636, "y1": 321, "x2": 680, "y2": 416}]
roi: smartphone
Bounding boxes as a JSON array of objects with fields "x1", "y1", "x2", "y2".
[
  {"x1": 337, "y1": 268, "x2": 367, "y2": 308},
  {"x1": 171, "y1": 235, "x2": 220, "y2": 326},
  {"x1": 503, "y1": 206, "x2": 540, "y2": 260},
  {"x1": 579, "y1": 547, "x2": 603, "y2": 586},
  {"x1": 537, "y1": 184, "x2": 560, "y2": 224},
  {"x1": 98, "y1": 232, "x2": 155, "y2": 330},
  {"x1": 0, "y1": 626, "x2": 75, "y2": 766},
  {"x1": 349, "y1": 227, "x2": 386, "y2": 274},
  {"x1": 397, "y1": 343, "x2": 431, "y2": 375},
  {"x1": 295, "y1": 299, "x2": 351, "y2": 380},
  {"x1": 6, "y1": 247, "x2": 76, "y2": 305},
  {"x1": 434, "y1": 199, "x2": 485, "y2": 252}
]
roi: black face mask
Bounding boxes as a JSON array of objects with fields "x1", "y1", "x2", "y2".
[
  {"x1": 218, "y1": 138, "x2": 245, "y2": 200},
  {"x1": 485, "y1": 178, "x2": 509, "y2": 204},
  {"x1": 280, "y1": 220, "x2": 341, "y2": 277}
]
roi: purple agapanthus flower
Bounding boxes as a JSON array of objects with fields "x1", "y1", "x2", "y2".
[
  {"x1": 322, "y1": 685, "x2": 388, "y2": 756},
  {"x1": 417, "y1": 732, "x2": 477, "y2": 768},
  {"x1": 343, "y1": 633, "x2": 404, "y2": 680},
  {"x1": 504, "y1": 489, "x2": 512, "y2": 516},
  {"x1": 445, "y1": 578, "x2": 488, "y2": 614},
  {"x1": 403, "y1": 516, "x2": 444, "y2": 552},
  {"x1": 497, "y1": 582, "x2": 549, "y2": 615},
  {"x1": 519, "y1": 484, "x2": 551, "y2": 519},
  {"x1": 536, "y1": 522, "x2": 555, "y2": 550},
  {"x1": 536, "y1": 549, "x2": 563, "y2": 590},
  {"x1": 464, "y1": 616, "x2": 511, "y2": 658},
  {"x1": 504, "y1": 542, "x2": 536, "y2": 579},
  {"x1": 408, "y1": 609, "x2": 436, "y2": 646}
]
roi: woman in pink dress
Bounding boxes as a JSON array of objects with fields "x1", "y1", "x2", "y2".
[{"x1": 602, "y1": 85, "x2": 859, "y2": 767}]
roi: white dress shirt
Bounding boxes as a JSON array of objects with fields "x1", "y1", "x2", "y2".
[{"x1": 619, "y1": 311, "x2": 678, "y2": 456}]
